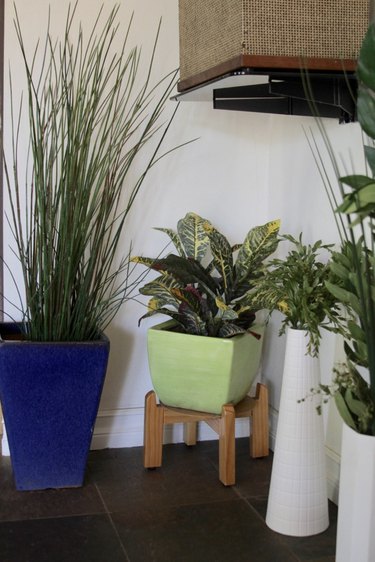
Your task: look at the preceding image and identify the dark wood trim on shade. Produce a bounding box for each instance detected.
[0,0,4,320]
[177,54,357,92]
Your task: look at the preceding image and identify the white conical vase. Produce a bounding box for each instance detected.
[336,423,375,561]
[266,328,329,536]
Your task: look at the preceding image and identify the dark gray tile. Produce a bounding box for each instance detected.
[277,502,338,561]
[233,441,273,498]
[0,514,127,562]
[308,558,336,562]
[248,496,268,520]
[112,499,298,562]
[0,441,338,561]
[0,456,105,522]
[204,437,273,498]
[90,442,237,513]
[248,497,337,561]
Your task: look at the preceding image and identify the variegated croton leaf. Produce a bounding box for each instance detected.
[177,212,210,260]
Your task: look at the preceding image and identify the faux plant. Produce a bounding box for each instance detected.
[3,4,183,341]
[309,23,375,434]
[132,212,280,338]
[245,234,342,356]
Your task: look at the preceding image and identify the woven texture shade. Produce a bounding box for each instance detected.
[179,0,369,84]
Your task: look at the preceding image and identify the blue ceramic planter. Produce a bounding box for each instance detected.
[0,323,110,491]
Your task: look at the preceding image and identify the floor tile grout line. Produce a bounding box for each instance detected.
[239,493,302,562]
[94,483,131,562]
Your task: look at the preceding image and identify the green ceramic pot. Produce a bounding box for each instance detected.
[147,320,265,414]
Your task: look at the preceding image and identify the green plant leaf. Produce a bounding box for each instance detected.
[148,254,218,296]
[203,223,234,295]
[153,228,185,257]
[177,212,210,260]
[235,219,280,282]
[337,183,375,214]
[357,86,375,140]
[214,297,238,320]
[340,174,374,190]
[357,23,375,93]
[138,307,182,326]
[347,319,366,343]
[365,146,375,176]
[178,305,208,336]
[139,274,182,307]
[334,392,357,430]
[131,256,158,268]
[345,388,368,418]
[218,323,246,338]
[329,259,350,281]
[325,281,362,315]
[171,287,202,314]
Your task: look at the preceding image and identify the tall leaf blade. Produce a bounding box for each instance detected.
[214,296,238,320]
[153,227,185,257]
[218,323,246,338]
[178,303,208,335]
[235,219,280,281]
[171,286,202,314]
[148,254,218,295]
[139,274,182,307]
[138,307,182,326]
[177,212,210,260]
[203,223,234,295]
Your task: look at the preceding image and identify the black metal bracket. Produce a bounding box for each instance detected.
[213,71,357,123]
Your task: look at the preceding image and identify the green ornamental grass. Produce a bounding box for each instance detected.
[4,3,183,341]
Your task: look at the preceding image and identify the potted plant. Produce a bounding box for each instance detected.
[132,212,280,414]
[0,4,181,490]
[246,234,342,536]
[310,22,375,561]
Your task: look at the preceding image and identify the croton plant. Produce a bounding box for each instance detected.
[132,213,280,338]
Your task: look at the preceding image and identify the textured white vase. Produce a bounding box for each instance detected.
[266,328,329,536]
[336,423,375,561]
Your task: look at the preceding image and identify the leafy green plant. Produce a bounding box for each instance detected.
[308,23,375,434]
[3,4,184,341]
[245,234,342,356]
[132,212,280,338]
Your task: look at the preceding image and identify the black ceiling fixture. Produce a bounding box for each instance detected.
[212,69,357,123]
[173,67,357,123]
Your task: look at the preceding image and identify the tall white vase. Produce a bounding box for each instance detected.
[266,328,329,536]
[336,423,375,562]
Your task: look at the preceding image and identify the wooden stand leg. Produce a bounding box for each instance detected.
[219,404,235,486]
[250,383,269,458]
[183,422,197,446]
[143,391,164,468]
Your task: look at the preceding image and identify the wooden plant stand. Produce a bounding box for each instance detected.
[143,383,269,486]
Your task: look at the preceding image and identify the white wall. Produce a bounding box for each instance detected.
[1,1,366,486]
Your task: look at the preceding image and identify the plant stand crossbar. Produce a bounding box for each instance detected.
[143,383,269,486]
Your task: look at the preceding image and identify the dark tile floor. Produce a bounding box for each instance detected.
[0,438,337,562]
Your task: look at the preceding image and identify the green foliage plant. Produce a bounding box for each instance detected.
[308,24,375,434]
[244,234,342,356]
[3,3,183,341]
[132,212,280,338]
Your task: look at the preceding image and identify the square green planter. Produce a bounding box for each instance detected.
[147,321,265,414]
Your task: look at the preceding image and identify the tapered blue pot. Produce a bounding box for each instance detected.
[0,323,110,491]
